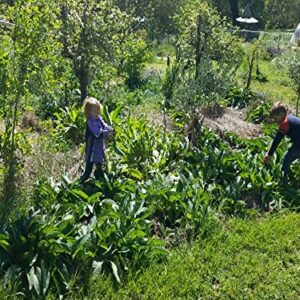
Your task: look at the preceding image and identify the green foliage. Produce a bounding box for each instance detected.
[59,0,148,101]
[168,1,242,111]
[118,30,150,89]
[115,0,183,38]
[173,59,235,111]
[1,108,300,297]
[0,0,299,298]
[0,0,65,211]
[0,175,168,297]
[263,0,300,29]
[162,62,179,102]
[175,0,242,70]
[224,87,257,109]
[243,40,269,89]
[0,213,79,298]
[246,99,272,124]
[210,0,299,30]
[51,105,86,148]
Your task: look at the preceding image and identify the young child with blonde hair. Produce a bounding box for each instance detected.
[264,102,300,179]
[80,97,113,183]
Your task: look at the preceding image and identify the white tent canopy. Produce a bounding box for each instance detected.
[291,23,300,45]
[236,4,259,24]
[236,17,259,24]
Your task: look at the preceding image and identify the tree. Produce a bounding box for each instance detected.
[59,0,133,102]
[263,0,300,29]
[175,0,242,81]
[171,1,242,143]
[0,0,61,212]
[245,40,264,89]
[229,0,238,26]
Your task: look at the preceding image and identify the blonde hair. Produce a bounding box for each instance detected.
[83,97,101,117]
[270,102,287,118]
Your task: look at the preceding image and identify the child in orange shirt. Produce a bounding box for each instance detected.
[264,102,300,179]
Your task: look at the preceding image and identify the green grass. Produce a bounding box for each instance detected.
[146,38,176,74]
[87,212,300,299]
[236,40,297,106]
[150,38,176,58]
[250,60,296,105]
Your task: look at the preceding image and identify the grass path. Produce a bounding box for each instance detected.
[88,212,300,299]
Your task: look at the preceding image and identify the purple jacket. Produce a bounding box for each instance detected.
[85,116,113,163]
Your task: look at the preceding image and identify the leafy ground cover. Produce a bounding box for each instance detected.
[0,106,300,298]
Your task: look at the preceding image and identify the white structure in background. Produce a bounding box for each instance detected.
[236,17,259,24]
[0,19,14,27]
[291,23,300,46]
[236,4,259,24]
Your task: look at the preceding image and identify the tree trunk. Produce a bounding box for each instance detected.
[195,15,202,79]
[229,0,239,26]
[78,4,89,103]
[296,91,300,117]
[246,48,256,89]
[79,58,89,102]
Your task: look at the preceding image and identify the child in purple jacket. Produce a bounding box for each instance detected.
[80,97,113,183]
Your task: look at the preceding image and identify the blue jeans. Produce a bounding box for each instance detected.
[282,146,300,177]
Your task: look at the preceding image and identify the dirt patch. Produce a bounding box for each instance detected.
[204,107,261,138]
[20,110,42,132]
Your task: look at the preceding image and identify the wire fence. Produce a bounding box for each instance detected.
[239,29,294,48]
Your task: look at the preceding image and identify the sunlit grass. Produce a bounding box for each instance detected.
[251,60,296,104]
[87,212,300,299]
[236,48,296,106]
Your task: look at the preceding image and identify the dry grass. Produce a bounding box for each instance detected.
[204,107,261,138]
[132,102,261,139]
[20,135,83,200]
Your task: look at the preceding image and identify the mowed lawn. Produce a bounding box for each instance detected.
[88,212,300,300]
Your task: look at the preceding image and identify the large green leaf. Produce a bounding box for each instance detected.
[41,260,51,295]
[70,189,89,200]
[110,105,123,123]
[110,260,121,283]
[72,234,91,258]
[27,267,40,295]
[92,260,104,274]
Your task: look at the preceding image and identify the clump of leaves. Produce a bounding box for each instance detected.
[224,87,257,109]
[51,105,85,147]
[246,100,272,124]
